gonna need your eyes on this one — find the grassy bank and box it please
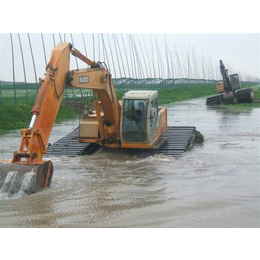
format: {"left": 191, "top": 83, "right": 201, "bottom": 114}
{"left": 116, "top": 83, "right": 258, "bottom": 106}
{"left": 157, "top": 84, "right": 216, "bottom": 105}
{"left": 0, "top": 103, "right": 77, "bottom": 135}
{"left": 157, "top": 83, "right": 259, "bottom": 105}
{"left": 115, "top": 84, "right": 217, "bottom": 105}
{"left": 0, "top": 83, "right": 259, "bottom": 134}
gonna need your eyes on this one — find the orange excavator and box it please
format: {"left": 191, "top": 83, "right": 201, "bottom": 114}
{"left": 0, "top": 42, "right": 171, "bottom": 194}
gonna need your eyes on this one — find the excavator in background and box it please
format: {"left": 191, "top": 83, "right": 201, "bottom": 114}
{"left": 0, "top": 42, "right": 197, "bottom": 195}
{"left": 206, "top": 60, "right": 254, "bottom": 105}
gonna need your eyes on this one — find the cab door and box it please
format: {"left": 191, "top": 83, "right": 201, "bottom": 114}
{"left": 122, "top": 99, "right": 148, "bottom": 143}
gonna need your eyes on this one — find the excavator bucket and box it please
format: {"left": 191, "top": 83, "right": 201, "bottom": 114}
{"left": 0, "top": 160, "right": 53, "bottom": 195}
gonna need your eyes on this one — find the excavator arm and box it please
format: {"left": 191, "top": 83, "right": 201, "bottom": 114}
{"left": 0, "top": 42, "right": 123, "bottom": 194}
{"left": 13, "top": 42, "right": 72, "bottom": 163}
{"left": 0, "top": 42, "right": 72, "bottom": 194}
{"left": 220, "top": 60, "right": 232, "bottom": 93}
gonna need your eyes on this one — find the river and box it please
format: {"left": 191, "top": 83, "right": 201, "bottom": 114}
{"left": 0, "top": 97, "right": 259, "bottom": 227}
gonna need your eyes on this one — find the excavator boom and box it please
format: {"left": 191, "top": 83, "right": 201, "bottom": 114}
{"left": 220, "top": 60, "right": 232, "bottom": 93}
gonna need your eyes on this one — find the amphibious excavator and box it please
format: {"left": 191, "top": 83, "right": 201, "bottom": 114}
{"left": 0, "top": 42, "right": 197, "bottom": 195}
{"left": 206, "top": 60, "right": 254, "bottom": 105}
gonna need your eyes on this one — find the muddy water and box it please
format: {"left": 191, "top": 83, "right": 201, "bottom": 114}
{"left": 0, "top": 98, "right": 259, "bottom": 227}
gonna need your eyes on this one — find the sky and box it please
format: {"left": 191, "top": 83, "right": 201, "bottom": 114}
{"left": 0, "top": 1, "right": 260, "bottom": 83}
{"left": 0, "top": 33, "right": 259, "bottom": 83}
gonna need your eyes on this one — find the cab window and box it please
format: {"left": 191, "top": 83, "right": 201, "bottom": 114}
{"left": 122, "top": 99, "right": 147, "bottom": 142}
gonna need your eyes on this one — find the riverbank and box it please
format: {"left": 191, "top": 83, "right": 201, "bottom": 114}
{"left": 158, "top": 83, "right": 260, "bottom": 105}
{"left": 0, "top": 83, "right": 259, "bottom": 134}
{"left": 0, "top": 103, "right": 76, "bottom": 135}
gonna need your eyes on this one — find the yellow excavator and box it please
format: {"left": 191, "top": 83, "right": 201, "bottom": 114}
{"left": 0, "top": 42, "right": 173, "bottom": 194}
{"left": 206, "top": 60, "right": 254, "bottom": 105}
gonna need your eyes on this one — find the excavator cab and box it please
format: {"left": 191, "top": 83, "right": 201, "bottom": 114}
{"left": 230, "top": 73, "right": 241, "bottom": 91}
{"left": 121, "top": 98, "right": 148, "bottom": 142}
{"left": 120, "top": 90, "right": 166, "bottom": 148}
{"left": 216, "top": 74, "right": 241, "bottom": 94}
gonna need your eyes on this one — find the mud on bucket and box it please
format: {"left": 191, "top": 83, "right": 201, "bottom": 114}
{"left": 0, "top": 160, "right": 53, "bottom": 195}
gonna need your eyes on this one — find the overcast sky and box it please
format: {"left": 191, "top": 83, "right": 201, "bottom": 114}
{"left": 0, "top": 1, "right": 259, "bottom": 82}
{"left": 0, "top": 33, "right": 259, "bottom": 82}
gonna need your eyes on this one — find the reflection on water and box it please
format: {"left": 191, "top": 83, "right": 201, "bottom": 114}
{"left": 0, "top": 98, "right": 259, "bottom": 227}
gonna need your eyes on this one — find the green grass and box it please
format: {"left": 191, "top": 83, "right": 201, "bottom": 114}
{"left": 157, "top": 84, "right": 216, "bottom": 105}
{"left": 117, "top": 84, "right": 218, "bottom": 105}
{"left": 117, "top": 83, "right": 259, "bottom": 106}
{"left": 0, "top": 103, "right": 33, "bottom": 134}
{"left": 0, "top": 103, "right": 77, "bottom": 135}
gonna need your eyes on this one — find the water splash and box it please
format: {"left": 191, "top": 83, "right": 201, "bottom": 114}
{"left": 0, "top": 171, "right": 19, "bottom": 194}
{"left": 19, "top": 170, "right": 37, "bottom": 195}
{"left": 0, "top": 169, "right": 37, "bottom": 199}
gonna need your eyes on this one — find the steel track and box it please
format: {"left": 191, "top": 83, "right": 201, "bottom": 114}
{"left": 46, "top": 126, "right": 196, "bottom": 158}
